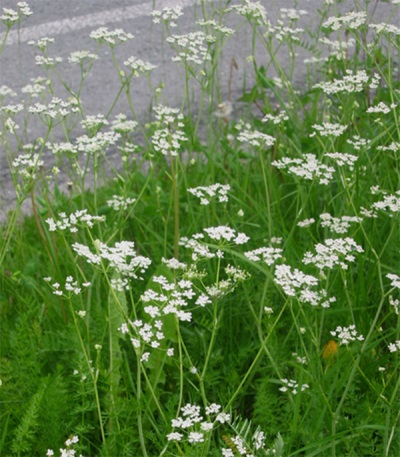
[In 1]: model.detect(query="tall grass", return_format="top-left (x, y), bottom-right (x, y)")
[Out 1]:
top-left (0, 1), bottom-right (399, 456)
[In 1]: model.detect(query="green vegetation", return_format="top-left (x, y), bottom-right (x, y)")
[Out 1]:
top-left (0, 1), bottom-right (399, 456)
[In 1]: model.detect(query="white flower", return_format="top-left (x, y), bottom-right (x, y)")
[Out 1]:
top-left (330, 325), bottom-right (364, 345)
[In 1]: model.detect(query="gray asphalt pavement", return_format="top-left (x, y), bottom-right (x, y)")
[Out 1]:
top-left (0, 0), bottom-right (399, 220)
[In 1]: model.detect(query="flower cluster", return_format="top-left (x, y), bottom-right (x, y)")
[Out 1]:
top-left (46, 210), bottom-right (105, 233)
top-left (119, 319), bottom-right (165, 362)
top-left (387, 273), bottom-right (400, 289)
top-left (236, 125), bottom-right (276, 148)
top-left (166, 403), bottom-right (231, 444)
top-left (90, 27), bottom-right (134, 46)
top-left (371, 192), bottom-right (400, 215)
top-left (319, 213), bottom-right (362, 234)
top-left (197, 19), bottom-right (234, 36)
top-left (72, 240), bottom-right (151, 279)
top-left (330, 325), bottom-right (364, 345)
top-left (303, 237), bottom-right (364, 270)
top-left (226, 0), bottom-right (268, 26)
top-left (28, 97), bottom-right (74, 122)
top-left (244, 246), bottom-right (283, 266)
top-left (46, 435), bottom-right (83, 457)
top-left (111, 113), bottom-right (137, 134)
top-left (187, 183), bottom-right (230, 205)
top-left (68, 50), bottom-right (99, 65)
top-left (12, 152), bottom-right (44, 181)
top-left (166, 31), bottom-right (214, 65)
top-left (274, 264), bottom-right (336, 307)
top-left (322, 11), bottom-right (367, 31)
top-left (124, 56), bottom-right (157, 77)
top-left (262, 111), bottom-right (289, 125)
top-left (314, 70), bottom-right (379, 95)
top-left (152, 6), bottom-right (183, 27)
top-left (325, 152), bottom-right (358, 170)
top-left (319, 37), bottom-right (355, 60)
top-left (44, 276), bottom-right (91, 297)
top-left (1, 2), bottom-right (32, 26)
top-left (366, 102), bottom-right (397, 114)
top-left (272, 154), bottom-right (335, 185)
top-left (35, 55), bottom-right (63, 68)
top-left (388, 341), bottom-right (400, 353)
top-left (0, 85), bottom-right (17, 98)
top-left (310, 122), bottom-right (347, 137)
top-left (279, 378), bottom-right (310, 394)
top-left (21, 77), bottom-right (48, 98)
top-left (75, 130), bottom-right (121, 155)
top-left (151, 105), bottom-right (187, 157)
top-left (106, 195), bottom-right (136, 211)
top-left (81, 114), bottom-right (108, 134)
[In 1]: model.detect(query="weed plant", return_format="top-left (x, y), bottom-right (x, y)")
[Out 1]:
top-left (0, 1), bottom-right (399, 456)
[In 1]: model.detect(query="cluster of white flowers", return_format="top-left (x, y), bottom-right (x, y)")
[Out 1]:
top-left (347, 135), bottom-right (371, 151)
top-left (388, 340), bottom-right (400, 353)
top-left (266, 21), bottom-right (304, 43)
top-left (44, 276), bottom-right (91, 297)
top-left (75, 130), bottom-right (121, 155)
top-left (272, 154), bottom-right (335, 185)
top-left (274, 264), bottom-right (336, 308)
top-left (310, 122), bottom-right (347, 137)
top-left (106, 195), bottom-right (136, 211)
top-left (330, 325), bottom-right (364, 345)
top-left (366, 101), bottom-right (397, 114)
top-left (226, 0), bottom-right (268, 26)
top-left (27, 36), bottom-right (54, 51)
top-left (28, 97), bottom-right (73, 120)
top-left (46, 210), bottom-right (105, 233)
top-left (151, 105), bottom-right (187, 157)
top-left (197, 19), bottom-right (234, 36)
top-left (119, 319), bottom-right (165, 361)
top-left (371, 191), bottom-right (400, 215)
top-left (370, 23), bottom-right (400, 36)
top-left (280, 8), bottom-right (308, 21)
top-left (4, 118), bottom-right (19, 133)
top-left (72, 240), bottom-right (151, 279)
top-left (262, 111), bottom-right (289, 125)
top-left (167, 403), bottom-right (231, 444)
top-left (303, 237), bottom-right (364, 270)
top-left (203, 226), bottom-right (249, 245)
top-left (376, 142), bottom-right (400, 153)
top-left (12, 152), bottom-right (44, 180)
top-left (0, 85), bottom-right (17, 98)
top-left (325, 152), bottom-right (358, 170)
top-left (1, 2), bottom-right (32, 26)
top-left (124, 56), bottom-right (157, 76)
top-left (152, 5), bottom-right (183, 27)
top-left (68, 50), bottom-right (99, 65)
top-left (47, 142), bottom-right (78, 156)
top-left (35, 55), bottom-right (63, 68)
top-left (387, 273), bottom-right (400, 289)
top-left (21, 77), bottom-right (48, 98)
top-left (297, 218), bottom-right (315, 228)
top-left (279, 378), bottom-right (309, 394)
top-left (2, 103), bottom-right (23, 115)
top-left (81, 114), bottom-right (108, 134)
top-left (236, 125), bottom-right (276, 148)
top-left (46, 435), bottom-right (82, 457)
top-left (319, 213), bottom-right (362, 234)
top-left (322, 11), bottom-right (367, 31)
top-left (319, 37), bottom-right (355, 60)
top-left (166, 31), bottom-right (214, 65)
top-left (111, 113), bottom-right (137, 134)
top-left (187, 183), bottom-right (230, 205)
top-left (90, 27), bottom-right (134, 45)
top-left (313, 70), bottom-right (380, 95)
top-left (244, 246), bottom-right (283, 266)
top-left (140, 273), bottom-right (204, 322)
